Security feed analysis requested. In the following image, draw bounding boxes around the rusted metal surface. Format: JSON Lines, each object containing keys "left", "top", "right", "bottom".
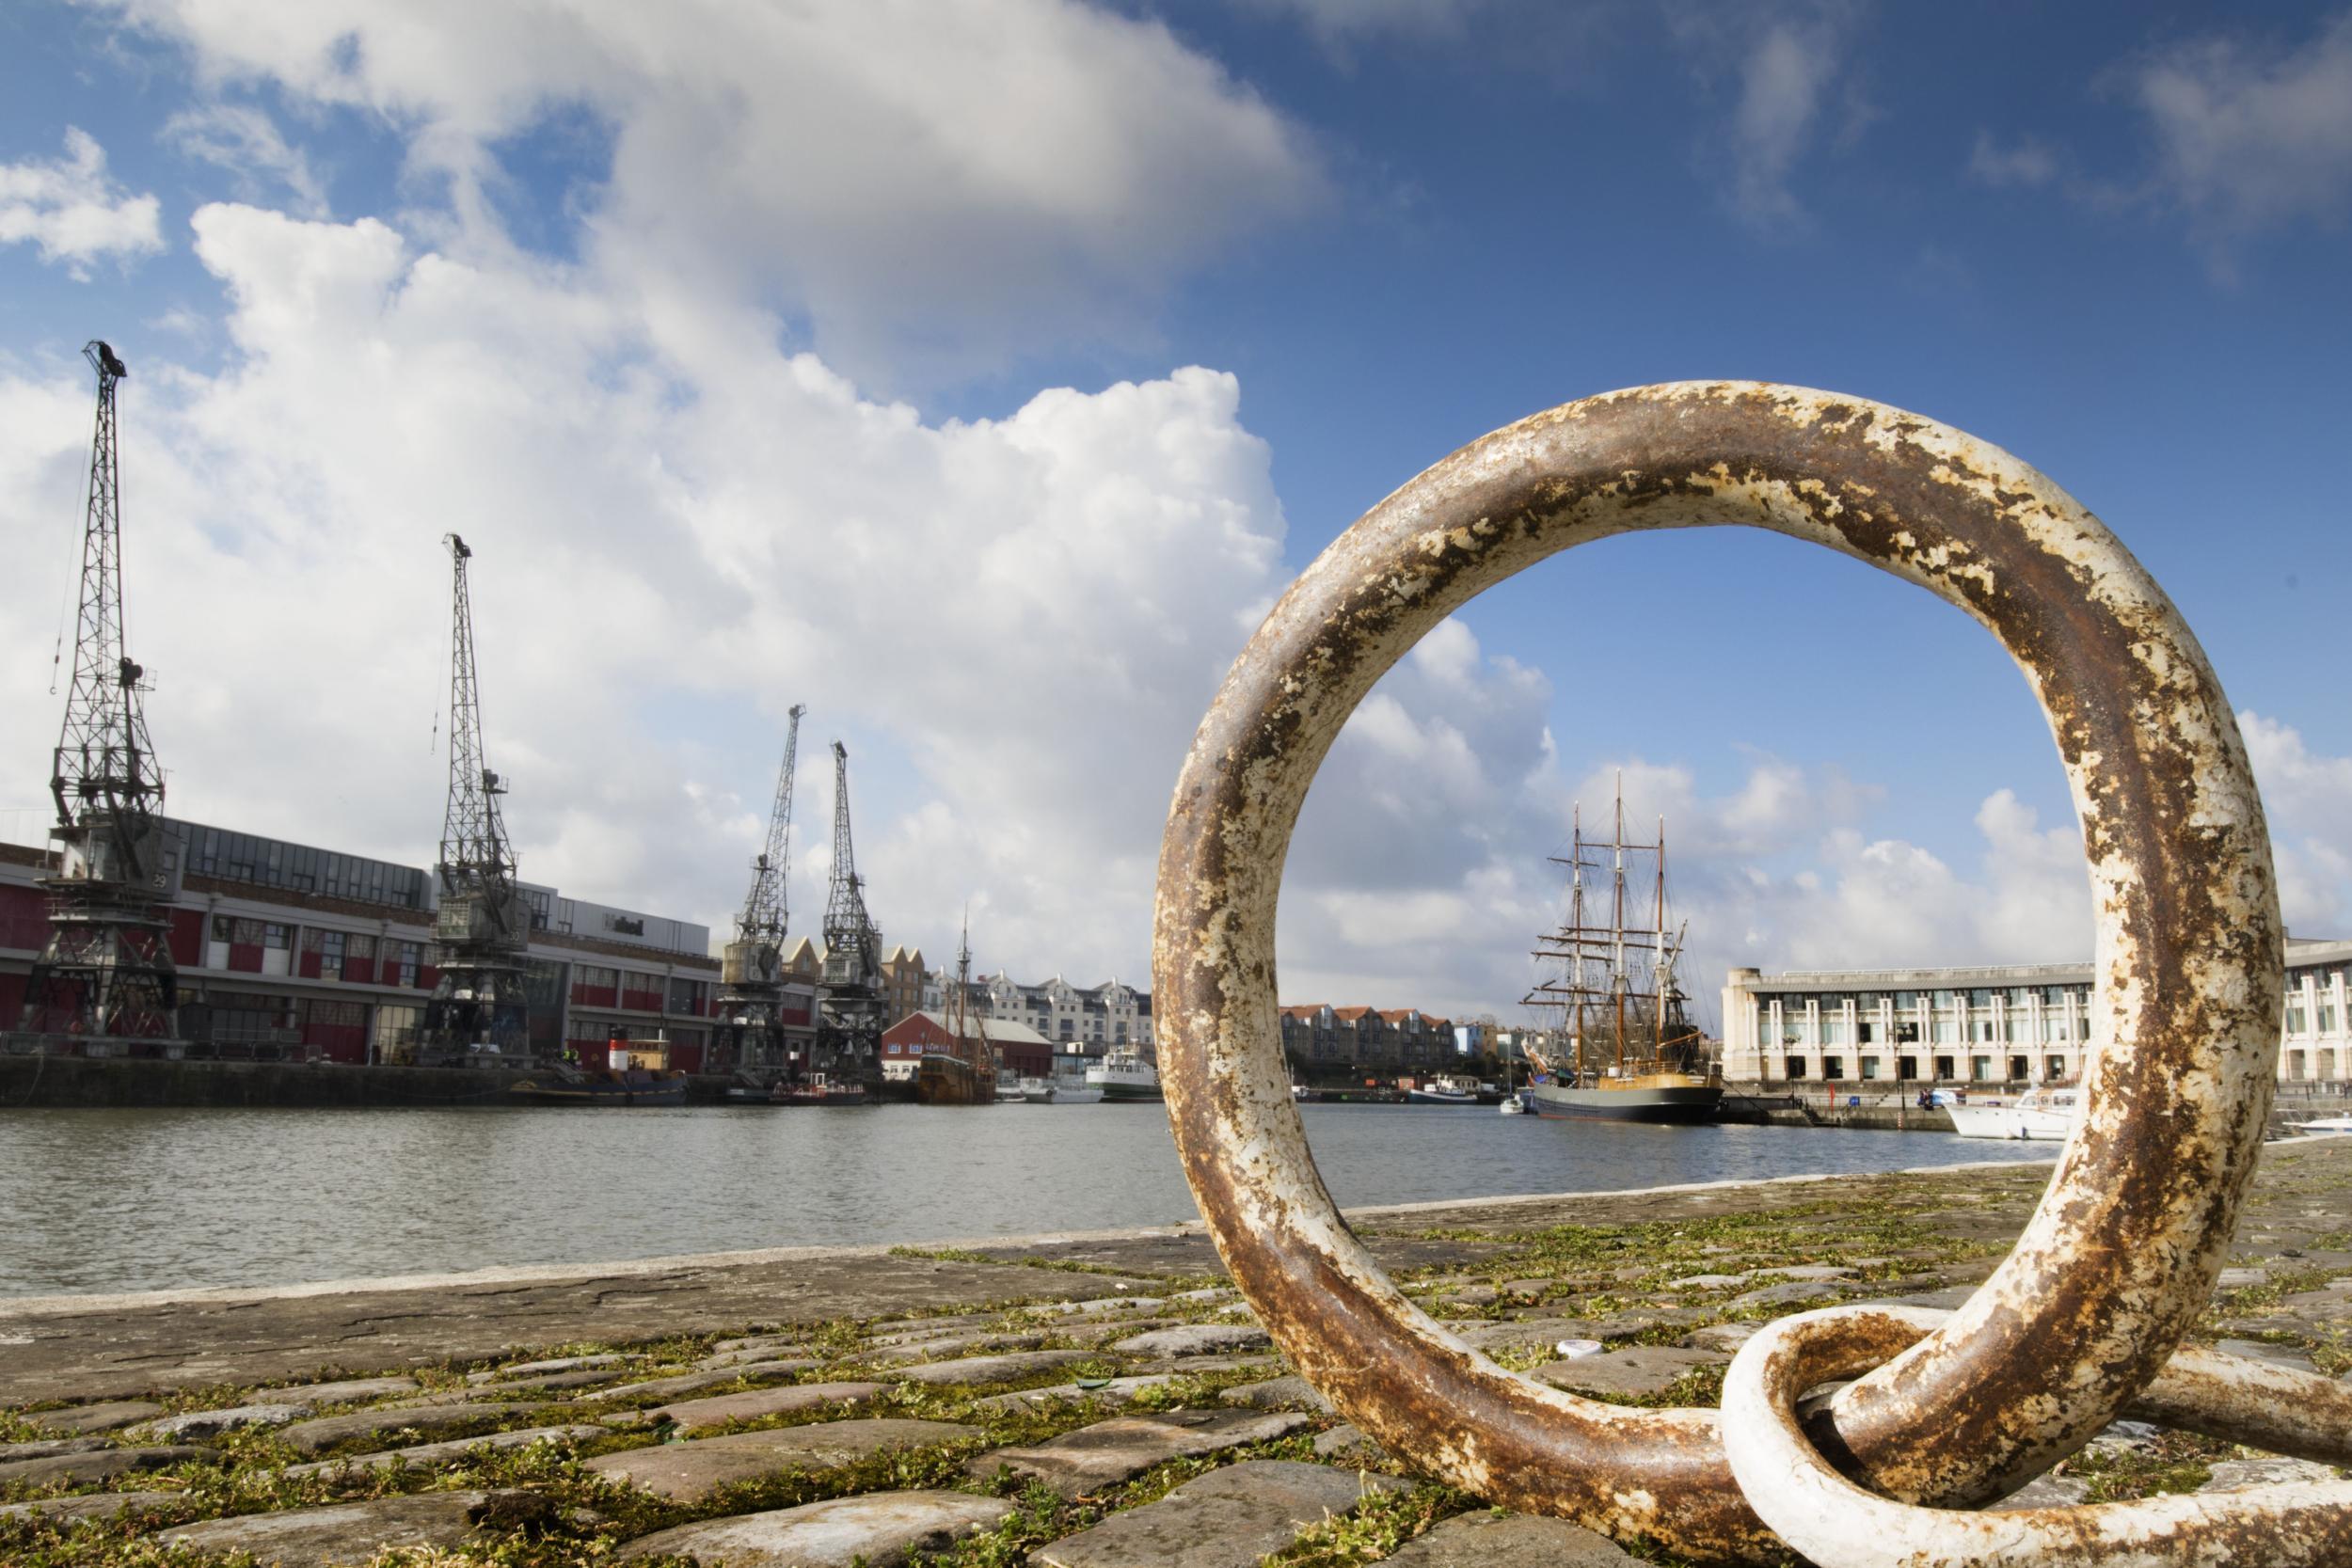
{"left": 1724, "top": 1306, "right": 2352, "bottom": 1566}
{"left": 1151, "top": 383, "right": 2296, "bottom": 1561}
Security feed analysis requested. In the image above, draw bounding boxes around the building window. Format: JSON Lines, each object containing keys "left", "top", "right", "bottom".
{"left": 2287, "top": 1050, "right": 2307, "bottom": 1081}
{"left": 2009, "top": 1054, "right": 2030, "bottom": 1081}
{"left": 1931, "top": 1015, "right": 1956, "bottom": 1045}
{"left": 2286, "top": 1003, "right": 2308, "bottom": 1035}
{"left": 1933, "top": 1054, "right": 1955, "bottom": 1080}
{"left": 2044, "top": 1054, "right": 2067, "bottom": 1081}
{"left": 1822, "top": 1058, "right": 1846, "bottom": 1080}
{"left": 1970, "top": 1054, "right": 1994, "bottom": 1082}
{"left": 1821, "top": 1018, "right": 1847, "bottom": 1046}
{"left": 1897, "top": 1056, "right": 1918, "bottom": 1081}
{"left": 1859, "top": 1056, "right": 1880, "bottom": 1080}
{"left": 1784, "top": 1055, "right": 1806, "bottom": 1080}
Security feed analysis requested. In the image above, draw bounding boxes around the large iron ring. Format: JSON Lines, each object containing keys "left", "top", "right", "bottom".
{"left": 1152, "top": 383, "right": 2286, "bottom": 1561}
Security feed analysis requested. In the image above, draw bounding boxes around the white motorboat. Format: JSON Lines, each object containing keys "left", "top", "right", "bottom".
{"left": 1946, "top": 1085, "right": 2078, "bottom": 1141}
{"left": 1020, "top": 1076, "right": 1057, "bottom": 1104}
{"left": 1048, "top": 1053, "right": 1104, "bottom": 1103}
{"left": 1087, "top": 1045, "right": 1162, "bottom": 1102}
{"left": 2291, "top": 1115, "right": 2352, "bottom": 1137}
{"left": 1406, "top": 1074, "right": 1480, "bottom": 1105}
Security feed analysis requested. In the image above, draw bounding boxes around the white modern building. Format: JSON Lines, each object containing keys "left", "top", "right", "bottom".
{"left": 1721, "top": 938, "right": 2352, "bottom": 1087}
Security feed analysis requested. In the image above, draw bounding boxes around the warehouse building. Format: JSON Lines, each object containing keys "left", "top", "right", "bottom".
{"left": 0, "top": 818, "right": 797, "bottom": 1071}
{"left": 1720, "top": 939, "right": 2352, "bottom": 1087}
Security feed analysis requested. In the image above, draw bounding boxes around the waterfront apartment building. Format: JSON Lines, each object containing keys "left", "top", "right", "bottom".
{"left": 1720, "top": 938, "right": 2352, "bottom": 1087}
{"left": 0, "top": 819, "right": 798, "bottom": 1070}
{"left": 929, "top": 972, "right": 1152, "bottom": 1054}
{"left": 1280, "top": 1004, "right": 1460, "bottom": 1071}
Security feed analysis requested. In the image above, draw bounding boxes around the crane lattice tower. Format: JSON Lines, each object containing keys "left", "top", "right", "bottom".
{"left": 814, "top": 740, "right": 884, "bottom": 1086}
{"left": 717, "top": 703, "right": 805, "bottom": 1076}
{"left": 417, "top": 533, "right": 532, "bottom": 1067}
{"left": 13, "top": 341, "right": 185, "bottom": 1054}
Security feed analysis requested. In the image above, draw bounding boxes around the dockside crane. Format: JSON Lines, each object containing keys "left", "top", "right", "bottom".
{"left": 716, "top": 703, "right": 805, "bottom": 1076}
{"left": 418, "top": 533, "right": 532, "bottom": 1066}
{"left": 12, "top": 341, "right": 184, "bottom": 1052}
{"left": 814, "top": 740, "right": 884, "bottom": 1088}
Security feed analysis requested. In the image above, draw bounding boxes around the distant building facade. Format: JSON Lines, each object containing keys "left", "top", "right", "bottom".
{"left": 1279, "top": 1004, "right": 1460, "bottom": 1072}
{"left": 879, "top": 1010, "right": 1053, "bottom": 1081}
{"left": 879, "top": 945, "right": 927, "bottom": 1026}
{"left": 972, "top": 974, "right": 1152, "bottom": 1055}
{"left": 0, "top": 819, "right": 754, "bottom": 1069}
{"left": 1721, "top": 939, "right": 2352, "bottom": 1087}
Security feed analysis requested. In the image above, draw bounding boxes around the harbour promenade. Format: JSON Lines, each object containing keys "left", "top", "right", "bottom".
{"left": 4, "top": 1138, "right": 2346, "bottom": 1565}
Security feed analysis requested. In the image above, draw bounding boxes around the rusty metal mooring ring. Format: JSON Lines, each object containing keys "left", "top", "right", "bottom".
{"left": 1151, "top": 383, "right": 2321, "bottom": 1562}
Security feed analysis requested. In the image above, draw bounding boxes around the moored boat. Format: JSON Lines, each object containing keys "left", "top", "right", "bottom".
{"left": 511, "top": 1037, "right": 688, "bottom": 1106}
{"left": 1020, "top": 1076, "right": 1057, "bottom": 1103}
{"left": 771, "top": 1072, "right": 873, "bottom": 1106}
{"left": 1947, "top": 1085, "right": 2077, "bottom": 1141}
{"left": 1049, "top": 1053, "right": 1104, "bottom": 1103}
{"left": 1404, "top": 1074, "right": 1480, "bottom": 1105}
{"left": 916, "top": 1050, "right": 988, "bottom": 1106}
{"left": 1520, "top": 778, "right": 1724, "bottom": 1126}
{"left": 1087, "top": 1045, "right": 1162, "bottom": 1102}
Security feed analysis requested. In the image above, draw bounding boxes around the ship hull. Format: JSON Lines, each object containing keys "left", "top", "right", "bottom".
{"left": 509, "top": 1072, "right": 687, "bottom": 1107}
{"left": 1089, "top": 1073, "right": 1163, "bottom": 1103}
{"left": 915, "top": 1053, "right": 989, "bottom": 1106}
{"left": 1528, "top": 1082, "right": 1721, "bottom": 1123}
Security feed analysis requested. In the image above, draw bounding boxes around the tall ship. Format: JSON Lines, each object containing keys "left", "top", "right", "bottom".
{"left": 1520, "top": 778, "right": 1722, "bottom": 1123}
{"left": 916, "top": 916, "right": 993, "bottom": 1107}
{"left": 1086, "top": 1042, "right": 1162, "bottom": 1102}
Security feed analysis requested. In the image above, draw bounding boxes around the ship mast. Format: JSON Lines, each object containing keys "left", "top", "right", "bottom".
{"left": 1524, "top": 771, "right": 1695, "bottom": 1078}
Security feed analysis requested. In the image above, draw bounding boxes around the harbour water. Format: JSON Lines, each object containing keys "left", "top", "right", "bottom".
{"left": 0, "top": 1104, "right": 2054, "bottom": 1298}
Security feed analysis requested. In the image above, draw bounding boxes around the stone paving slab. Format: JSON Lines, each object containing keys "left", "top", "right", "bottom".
{"left": 469, "top": 1354, "right": 628, "bottom": 1381}
{"left": 279, "top": 1402, "right": 545, "bottom": 1456}
{"left": 1533, "top": 1346, "right": 1726, "bottom": 1399}
{"left": 1111, "top": 1324, "right": 1270, "bottom": 1358}
{"left": 286, "top": 1421, "right": 606, "bottom": 1476}
{"left": 159, "top": 1488, "right": 516, "bottom": 1566}
{"left": 1374, "top": 1510, "right": 1637, "bottom": 1566}
{"left": 135, "top": 1400, "right": 314, "bottom": 1439}
{"left": 970, "top": 1409, "right": 1315, "bottom": 1497}
{"left": 23, "top": 1398, "right": 165, "bottom": 1434}
{"left": 266, "top": 1375, "right": 419, "bottom": 1404}
{"left": 632, "top": 1379, "right": 886, "bottom": 1433}
{"left": 579, "top": 1358, "right": 818, "bottom": 1402}
{"left": 0, "top": 1487, "right": 178, "bottom": 1524}
{"left": 1218, "top": 1375, "right": 1336, "bottom": 1413}
{"left": 587, "top": 1418, "right": 978, "bottom": 1501}
{"left": 619, "top": 1488, "right": 1015, "bottom": 1566}
{"left": 1034, "top": 1459, "right": 1406, "bottom": 1568}
{"left": 0, "top": 1442, "right": 208, "bottom": 1486}
{"left": 0, "top": 1251, "right": 1163, "bottom": 1405}
{"left": 891, "top": 1349, "right": 1097, "bottom": 1386}
{"left": 973, "top": 1374, "right": 1189, "bottom": 1412}
{"left": 863, "top": 1329, "right": 1047, "bottom": 1364}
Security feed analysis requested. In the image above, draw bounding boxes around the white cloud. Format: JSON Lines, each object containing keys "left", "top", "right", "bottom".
{"left": 0, "top": 198, "right": 1299, "bottom": 994}
{"left": 0, "top": 128, "right": 165, "bottom": 276}
{"left": 1664, "top": 1, "right": 1867, "bottom": 229}
{"left": 1238, "top": 0, "right": 1500, "bottom": 43}
{"left": 2128, "top": 10, "right": 2352, "bottom": 254}
{"left": 1966, "top": 130, "right": 2060, "bottom": 189}
{"left": 2239, "top": 711, "right": 2352, "bottom": 934}
{"left": 96, "top": 0, "right": 1325, "bottom": 386}
{"left": 164, "top": 103, "right": 330, "bottom": 216}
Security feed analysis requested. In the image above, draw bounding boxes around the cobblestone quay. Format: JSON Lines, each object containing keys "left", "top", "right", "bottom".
{"left": 3, "top": 1141, "right": 2346, "bottom": 1565}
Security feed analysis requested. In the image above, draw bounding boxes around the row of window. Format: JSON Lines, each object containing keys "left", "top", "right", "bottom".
{"left": 1776, "top": 1016, "right": 2079, "bottom": 1045}
{"left": 1781, "top": 1053, "right": 2070, "bottom": 1083}
{"left": 180, "top": 824, "right": 429, "bottom": 910}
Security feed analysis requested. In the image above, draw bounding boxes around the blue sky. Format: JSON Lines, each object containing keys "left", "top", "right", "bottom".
{"left": 3, "top": 1, "right": 2348, "bottom": 1021}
